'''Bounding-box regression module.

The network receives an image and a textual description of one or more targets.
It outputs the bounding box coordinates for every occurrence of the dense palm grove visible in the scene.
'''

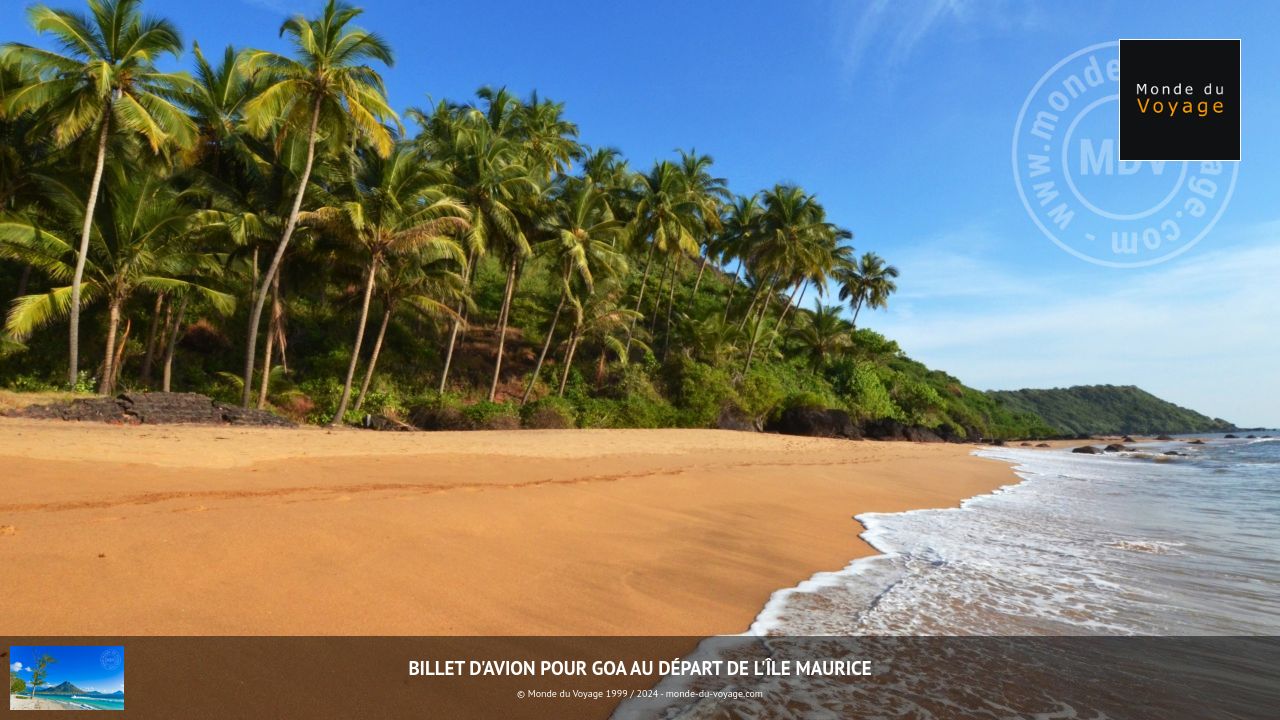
[0,0,1054,438]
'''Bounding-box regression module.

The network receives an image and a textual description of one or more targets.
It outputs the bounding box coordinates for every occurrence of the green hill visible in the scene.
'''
[987,385,1235,436]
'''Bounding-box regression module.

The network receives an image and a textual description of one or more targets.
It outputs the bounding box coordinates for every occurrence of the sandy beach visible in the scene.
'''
[9,694,80,710]
[0,419,1014,636]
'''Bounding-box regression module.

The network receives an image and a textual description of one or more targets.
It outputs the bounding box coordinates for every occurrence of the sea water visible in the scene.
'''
[44,695,124,710]
[752,435,1280,636]
[614,436,1280,719]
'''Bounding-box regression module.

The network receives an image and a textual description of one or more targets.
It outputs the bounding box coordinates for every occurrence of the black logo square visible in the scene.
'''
[1119,39,1240,161]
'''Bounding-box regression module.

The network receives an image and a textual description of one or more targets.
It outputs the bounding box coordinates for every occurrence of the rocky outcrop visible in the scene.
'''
[1072,445,1101,454]
[7,392,294,427]
[767,407,861,439]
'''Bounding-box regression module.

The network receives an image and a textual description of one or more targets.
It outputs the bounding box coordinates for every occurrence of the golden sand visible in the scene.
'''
[0,420,1015,636]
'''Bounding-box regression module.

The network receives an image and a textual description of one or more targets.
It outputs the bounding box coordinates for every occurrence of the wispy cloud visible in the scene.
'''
[870,224,1280,426]
[238,0,306,14]
[830,0,1042,82]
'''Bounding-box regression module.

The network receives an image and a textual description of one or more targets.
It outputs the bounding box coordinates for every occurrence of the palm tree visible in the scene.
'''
[837,251,899,329]
[237,0,396,406]
[1,0,196,387]
[521,181,624,404]
[792,301,852,370]
[560,284,643,395]
[303,143,467,424]
[1,168,232,393]
[716,194,762,322]
[739,185,826,373]
[624,160,700,354]
[677,150,728,305]
[415,89,540,398]
[351,244,467,414]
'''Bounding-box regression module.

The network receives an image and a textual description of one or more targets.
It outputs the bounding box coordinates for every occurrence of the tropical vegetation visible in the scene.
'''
[1,0,1056,439]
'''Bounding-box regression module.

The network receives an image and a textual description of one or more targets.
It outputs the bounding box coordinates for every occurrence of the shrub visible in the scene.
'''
[461,400,520,430]
[521,396,577,429]
[831,361,901,421]
[667,359,738,428]
[781,390,832,411]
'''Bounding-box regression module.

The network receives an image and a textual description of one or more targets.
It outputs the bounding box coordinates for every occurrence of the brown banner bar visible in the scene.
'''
[3,636,1278,719]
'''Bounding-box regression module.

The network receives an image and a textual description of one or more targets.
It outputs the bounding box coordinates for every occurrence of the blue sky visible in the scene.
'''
[2,0,1276,425]
[10,646,125,693]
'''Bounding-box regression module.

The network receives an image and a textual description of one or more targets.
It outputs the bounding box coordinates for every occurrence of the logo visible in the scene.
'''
[100,647,122,671]
[1012,41,1238,267]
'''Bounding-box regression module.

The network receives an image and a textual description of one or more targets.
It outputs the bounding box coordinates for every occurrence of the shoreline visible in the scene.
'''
[0,418,1016,636]
[9,694,88,710]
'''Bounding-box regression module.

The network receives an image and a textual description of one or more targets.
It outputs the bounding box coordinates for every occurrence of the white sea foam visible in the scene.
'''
[745,442,1280,637]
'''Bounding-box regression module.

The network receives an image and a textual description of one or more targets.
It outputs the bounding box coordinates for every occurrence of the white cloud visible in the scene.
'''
[10,661,21,672]
[870,226,1280,427]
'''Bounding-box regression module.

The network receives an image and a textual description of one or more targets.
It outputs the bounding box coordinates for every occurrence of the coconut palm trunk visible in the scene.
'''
[139,293,165,386]
[850,297,865,330]
[721,264,742,322]
[256,276,282,409]
[741,289,776,375]
[557,327,581,396]
[161,296,189,392]
[331,255,380,425]
[241,94,322,406]
[68,112,112,388]
[649,254,673,335]
[99,296,124,395]
[487,257,519,401]
[624,240,658,354]
[691,254,709,299]
[437,247,477,393]
[521,289,566,405]
[662,256,681,356]
[109,319,131,391]
[353,305,392,414]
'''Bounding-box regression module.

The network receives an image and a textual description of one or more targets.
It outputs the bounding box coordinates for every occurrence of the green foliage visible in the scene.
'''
[666,359,737,428]
[521,396,577,429]
[827,359,901,421]
[6,373,57,392]
[10,672,25,694]
[0,3,1229,443]
[988,385,1236,436]
[461,400,520,429]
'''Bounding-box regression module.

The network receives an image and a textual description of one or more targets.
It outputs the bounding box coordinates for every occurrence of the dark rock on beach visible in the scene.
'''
[1122,435,1136,442]
[1224,434,1239,439]
[1036,443,1051,448]
[7,392,294,427]
[1072,445,1101,454]
[716,405,760,432]
[1188,439,1206,445]
[360,414,414,431]
[768,407,861,439]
